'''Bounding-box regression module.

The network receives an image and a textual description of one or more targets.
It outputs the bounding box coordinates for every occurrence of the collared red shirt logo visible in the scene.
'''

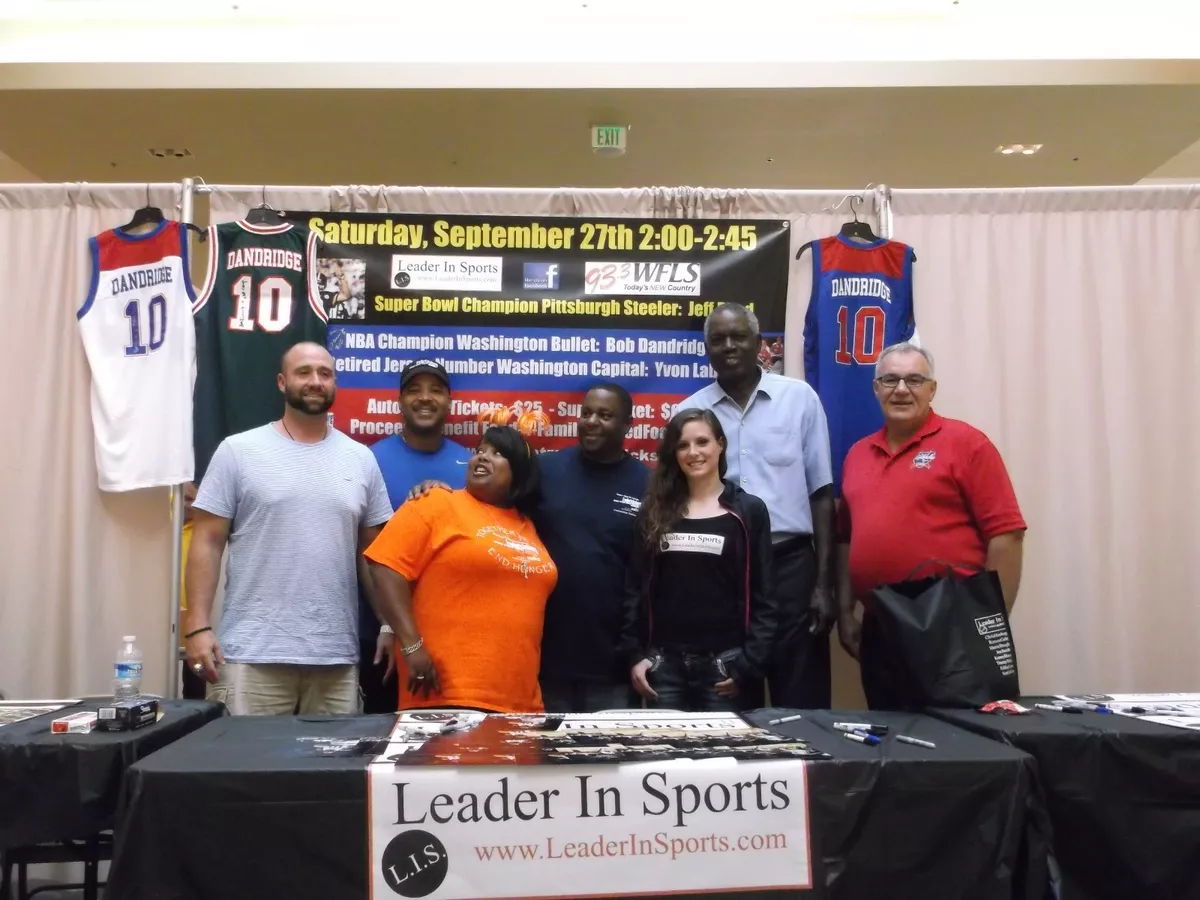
[912,450,936,470]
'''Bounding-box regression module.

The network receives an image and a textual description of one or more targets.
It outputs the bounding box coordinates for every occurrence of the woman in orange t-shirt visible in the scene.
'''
[364,426,558,712]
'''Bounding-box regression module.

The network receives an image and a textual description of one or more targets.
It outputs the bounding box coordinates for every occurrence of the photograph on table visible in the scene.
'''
[369,713,829,767]
[0,701,71,728]
[1054,692,1200,730]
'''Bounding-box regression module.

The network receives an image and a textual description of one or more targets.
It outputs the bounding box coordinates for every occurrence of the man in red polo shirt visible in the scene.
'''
[835,342,1026,706]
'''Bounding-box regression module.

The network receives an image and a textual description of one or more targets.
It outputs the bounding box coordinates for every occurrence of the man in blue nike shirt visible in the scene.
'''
[357,359,470,713]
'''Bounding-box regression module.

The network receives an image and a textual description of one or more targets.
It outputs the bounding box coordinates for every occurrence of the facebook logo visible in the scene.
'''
[523,262,559,290]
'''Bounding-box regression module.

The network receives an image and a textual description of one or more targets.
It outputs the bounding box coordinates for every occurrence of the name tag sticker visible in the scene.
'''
[661,532,726,555]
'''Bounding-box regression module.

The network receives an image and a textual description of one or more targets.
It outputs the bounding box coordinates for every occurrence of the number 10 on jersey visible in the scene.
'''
[228,274,293,333]
[835,304,885,366]
[124,294,167,356]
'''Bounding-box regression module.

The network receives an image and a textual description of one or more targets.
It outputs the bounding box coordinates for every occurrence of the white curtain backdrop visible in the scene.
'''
[891,186,1200,695]
[0,183,184,702]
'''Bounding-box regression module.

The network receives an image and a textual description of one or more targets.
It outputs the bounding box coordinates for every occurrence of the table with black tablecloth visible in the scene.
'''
[930,700,1200,900]
[106,709,1048,900]
[0,698,226,850]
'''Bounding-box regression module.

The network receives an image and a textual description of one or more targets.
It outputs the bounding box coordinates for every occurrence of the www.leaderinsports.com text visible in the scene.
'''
[475,831,788,863]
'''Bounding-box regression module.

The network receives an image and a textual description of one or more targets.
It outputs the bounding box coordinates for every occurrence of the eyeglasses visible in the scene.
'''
[875,374,933,389]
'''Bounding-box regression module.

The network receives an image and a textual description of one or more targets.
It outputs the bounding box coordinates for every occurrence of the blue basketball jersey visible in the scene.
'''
[803,234,916,492]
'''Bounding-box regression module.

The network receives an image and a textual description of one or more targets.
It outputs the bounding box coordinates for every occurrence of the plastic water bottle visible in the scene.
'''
[113,635,143,701]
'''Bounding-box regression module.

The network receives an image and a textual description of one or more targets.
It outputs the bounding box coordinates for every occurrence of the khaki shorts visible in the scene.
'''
[207,662,360,716]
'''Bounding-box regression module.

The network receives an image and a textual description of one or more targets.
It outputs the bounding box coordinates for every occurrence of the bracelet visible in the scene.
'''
[379,624,394,635]
[183,626,212,639]
[401,637,424,657]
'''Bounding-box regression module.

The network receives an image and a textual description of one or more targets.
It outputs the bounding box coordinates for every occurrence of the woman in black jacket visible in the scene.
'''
[622,408,778,712]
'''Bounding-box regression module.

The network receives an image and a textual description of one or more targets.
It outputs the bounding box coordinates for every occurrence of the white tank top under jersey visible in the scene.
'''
[193,424,394,665]
[77,220,197,491]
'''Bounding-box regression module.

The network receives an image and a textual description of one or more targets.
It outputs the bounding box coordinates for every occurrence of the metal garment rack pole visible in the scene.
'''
[190,182,869,199]
[875,183,892,239]
[165,176,196,699]
[0,181,182,192]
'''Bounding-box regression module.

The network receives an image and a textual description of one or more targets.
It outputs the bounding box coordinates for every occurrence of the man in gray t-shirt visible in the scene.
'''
[183,342,393,715]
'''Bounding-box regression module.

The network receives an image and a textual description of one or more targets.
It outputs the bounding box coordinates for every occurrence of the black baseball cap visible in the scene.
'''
[400,359,450,390]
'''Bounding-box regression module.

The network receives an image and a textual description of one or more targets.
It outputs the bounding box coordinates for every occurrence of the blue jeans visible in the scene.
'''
[646,651,740,713]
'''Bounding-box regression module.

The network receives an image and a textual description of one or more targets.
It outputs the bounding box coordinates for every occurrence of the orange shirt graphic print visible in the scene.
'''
[478,525,556,579]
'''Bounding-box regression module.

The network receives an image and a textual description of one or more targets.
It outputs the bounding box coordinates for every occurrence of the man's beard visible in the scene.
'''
[284,386,335,416]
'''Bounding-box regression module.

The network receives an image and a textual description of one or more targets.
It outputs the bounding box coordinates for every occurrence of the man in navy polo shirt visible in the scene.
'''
[357,359,470,713]
[836,342,1026,707]
[535,383,650,713]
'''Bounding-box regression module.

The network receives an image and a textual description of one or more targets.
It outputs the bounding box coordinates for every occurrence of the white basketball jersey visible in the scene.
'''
[77,221,197,491]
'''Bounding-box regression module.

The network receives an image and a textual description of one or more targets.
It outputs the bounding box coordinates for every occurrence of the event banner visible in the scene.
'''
[284,211,791,460]
[367,712,815,899]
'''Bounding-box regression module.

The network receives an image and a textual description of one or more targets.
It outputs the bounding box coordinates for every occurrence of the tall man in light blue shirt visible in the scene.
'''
[678,303,837,709]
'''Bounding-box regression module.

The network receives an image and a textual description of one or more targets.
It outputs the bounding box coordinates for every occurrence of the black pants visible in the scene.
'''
[646,651,740,713]
[858,612,909,711]
[765,537,831,709]
[181,659,207,700]
[540,678,639,714]
[359,639,397,714]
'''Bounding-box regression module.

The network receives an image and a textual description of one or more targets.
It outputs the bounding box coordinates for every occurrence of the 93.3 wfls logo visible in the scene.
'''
[382,829,449,897]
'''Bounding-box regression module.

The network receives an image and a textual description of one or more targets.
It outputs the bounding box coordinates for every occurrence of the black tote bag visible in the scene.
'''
[866,560,1020,709]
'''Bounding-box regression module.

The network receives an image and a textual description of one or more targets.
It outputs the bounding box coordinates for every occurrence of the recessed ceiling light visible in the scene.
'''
[995,144,1042,156]
[146,148,194,159]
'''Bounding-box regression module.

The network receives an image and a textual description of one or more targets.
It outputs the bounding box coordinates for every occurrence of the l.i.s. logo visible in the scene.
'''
[381,829,449,897]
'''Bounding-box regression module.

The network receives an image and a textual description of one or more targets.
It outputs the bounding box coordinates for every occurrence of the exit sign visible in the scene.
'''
[591,125,627,152]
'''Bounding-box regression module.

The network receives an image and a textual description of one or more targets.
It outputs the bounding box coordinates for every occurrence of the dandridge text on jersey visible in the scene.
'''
[308,217,761,253]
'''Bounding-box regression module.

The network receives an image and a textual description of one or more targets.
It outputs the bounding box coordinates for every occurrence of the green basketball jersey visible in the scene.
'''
[192,219,329,480]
